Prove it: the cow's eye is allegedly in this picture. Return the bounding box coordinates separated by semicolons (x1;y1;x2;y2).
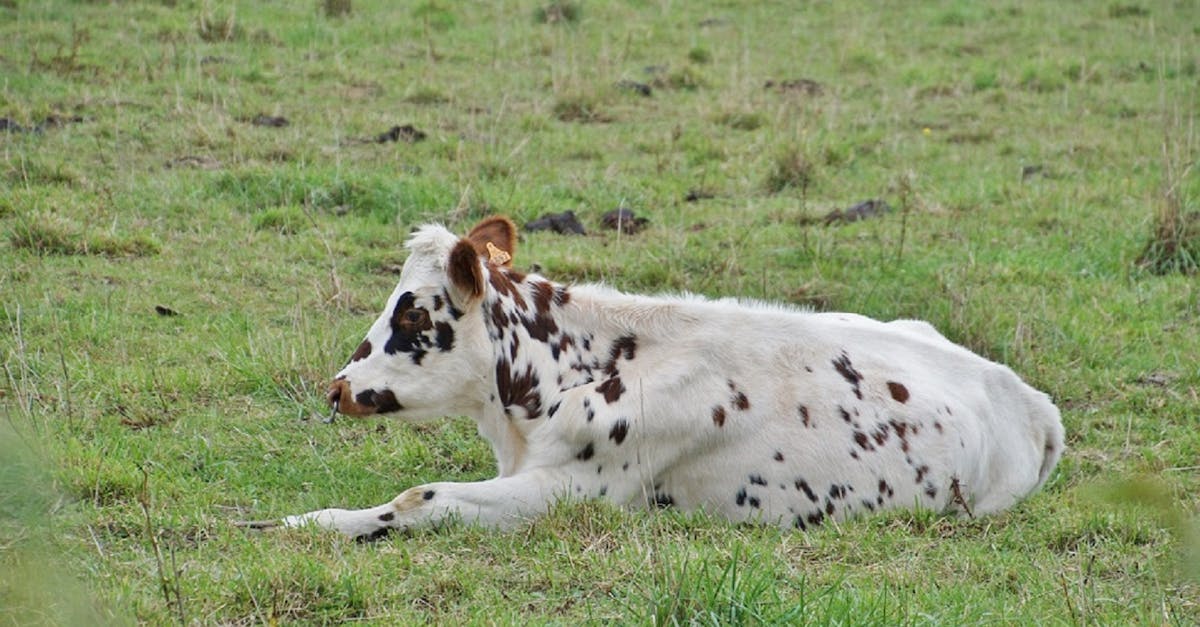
401;309;429;326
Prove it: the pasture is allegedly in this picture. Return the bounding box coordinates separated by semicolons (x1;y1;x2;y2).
2;0;1198;623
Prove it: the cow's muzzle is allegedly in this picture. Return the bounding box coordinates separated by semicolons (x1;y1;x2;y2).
326;379;402;417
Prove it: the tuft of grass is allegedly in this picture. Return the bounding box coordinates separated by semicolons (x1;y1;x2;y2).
322;0;351;18
765;146;816;194
655;66;708;91
1137;179;1199;275
404;87;450;105
253;205;309;235
534;1;579;24
552;92;611;123
197;8;242;43
714;110;766;131
412;2;456;31
1137;115;1199;275
687;47;712;64
9;216;160;257
1109;4;1150;18
631;546;803;624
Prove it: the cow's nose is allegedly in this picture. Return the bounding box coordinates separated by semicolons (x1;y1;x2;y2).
327;379;350;410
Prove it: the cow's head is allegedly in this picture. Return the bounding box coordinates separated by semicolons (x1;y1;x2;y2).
326;217;516;418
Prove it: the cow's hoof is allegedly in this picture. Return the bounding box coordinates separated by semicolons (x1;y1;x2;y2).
354;527;396;544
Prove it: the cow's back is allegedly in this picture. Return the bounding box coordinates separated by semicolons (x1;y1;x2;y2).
614;306;1063;526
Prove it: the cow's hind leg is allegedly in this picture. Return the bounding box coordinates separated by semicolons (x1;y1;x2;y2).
276;468;568;540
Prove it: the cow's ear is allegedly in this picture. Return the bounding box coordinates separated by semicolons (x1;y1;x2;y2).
465;216;516;267
447;239;484;303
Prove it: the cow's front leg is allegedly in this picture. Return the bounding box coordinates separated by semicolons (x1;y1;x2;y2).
280;468;569;540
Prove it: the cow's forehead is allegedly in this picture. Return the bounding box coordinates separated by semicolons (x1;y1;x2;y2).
378;224;461;313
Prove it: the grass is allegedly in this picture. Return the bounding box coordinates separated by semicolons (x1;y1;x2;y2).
1;0;1198;623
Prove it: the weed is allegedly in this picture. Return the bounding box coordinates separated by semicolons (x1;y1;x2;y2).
534;1;580;24
198;8;241;43
765;146;816;194
1109;4;1150;18
253;205;308;234
322;0;351;18
655;66;707;90
404;87;450;105
413;1;456;31
8;216;160;257
688;47;712;64
1137;111;1199;275
714;110;766;131
552;92;611;123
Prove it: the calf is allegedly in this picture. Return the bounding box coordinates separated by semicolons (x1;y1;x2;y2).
273;216;1064;539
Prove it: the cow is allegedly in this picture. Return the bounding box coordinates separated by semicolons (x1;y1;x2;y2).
262;216;1064;540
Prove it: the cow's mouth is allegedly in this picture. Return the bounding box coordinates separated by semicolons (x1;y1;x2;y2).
327;379;403;417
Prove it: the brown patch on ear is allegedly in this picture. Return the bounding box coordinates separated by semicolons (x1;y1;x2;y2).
466;216;517;266
448;239;484;302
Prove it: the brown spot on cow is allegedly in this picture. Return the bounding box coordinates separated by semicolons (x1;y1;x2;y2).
609;418;629;445
489;300;509;331
350;339;372;362
870;424;890;446
887;381;909;403
727;380;751;410
795;478;818;502
831;352;863;400
531;280;555;314
496;359;542;418
774;451;785;462
597;376;625;404
798;405;811;427
712;406;727;427
603;335;638;376
521;310;558;342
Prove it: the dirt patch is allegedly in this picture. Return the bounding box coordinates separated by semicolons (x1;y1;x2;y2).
248;114;289;128
166;155;221;170
525;211;586;235
1;114;84;134
376;124;427;143
765;78;824;96
1022;164;1045;181
616;80;652;97
821;199;893;225
600;208;647;234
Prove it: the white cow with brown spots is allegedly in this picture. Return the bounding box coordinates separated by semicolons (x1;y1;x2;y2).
263;216;1064;540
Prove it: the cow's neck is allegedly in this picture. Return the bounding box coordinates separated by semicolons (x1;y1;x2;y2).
478;267;664;471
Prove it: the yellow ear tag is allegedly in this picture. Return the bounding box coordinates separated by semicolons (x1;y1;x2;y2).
486;241;511;265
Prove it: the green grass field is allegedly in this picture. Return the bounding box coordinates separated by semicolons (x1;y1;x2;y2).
2;0;1198;623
